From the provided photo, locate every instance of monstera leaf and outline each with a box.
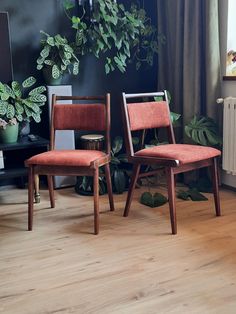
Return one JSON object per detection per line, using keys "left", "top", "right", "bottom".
{"left": 185, "top": 116, "right": 222, "bottom": 147}
{"left": 177, "top": 188, "right": 208, "bottom": 201}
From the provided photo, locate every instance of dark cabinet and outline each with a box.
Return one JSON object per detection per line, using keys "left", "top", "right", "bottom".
{"left": 0, "top": 136, "right": 49, "bottom": 185}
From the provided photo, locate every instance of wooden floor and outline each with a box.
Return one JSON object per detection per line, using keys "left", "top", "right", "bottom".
{"left": 1, "top": 185, "right": 236, "bottom": 314}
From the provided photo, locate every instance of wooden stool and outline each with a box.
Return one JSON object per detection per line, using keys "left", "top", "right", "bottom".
{"left": 75, "top": 134, "right": 105, "bottom": 196}
{"left": 80, "top": 134, "right": 104, "bottom": 151}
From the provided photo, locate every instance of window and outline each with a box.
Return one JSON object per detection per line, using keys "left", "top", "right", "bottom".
{"left": 226, "top": 0, "right": 236, "bottom": 76}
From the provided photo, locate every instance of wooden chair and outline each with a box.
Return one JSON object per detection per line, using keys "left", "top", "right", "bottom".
{"left": 25, "top": 94, "right": 114, "bottom": 234}
{"left": 122, "top": 91, "right": 221, "bottom": 234}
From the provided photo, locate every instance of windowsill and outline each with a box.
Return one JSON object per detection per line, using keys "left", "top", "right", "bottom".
{"left": 223, "top": 76, "right": 236, "bottom": 81}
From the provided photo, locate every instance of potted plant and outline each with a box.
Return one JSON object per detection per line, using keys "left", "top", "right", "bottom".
{"left": 0, "top": 117, "right": 19, "bottom": 144}
{"left": 36, "top": 31, "right": 80, "bottom": 85}
{"left": 0, "top": 76, "right": 47, "bottom": 144}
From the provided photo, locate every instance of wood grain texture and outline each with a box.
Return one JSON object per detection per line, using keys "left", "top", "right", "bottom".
{"left": 1, "top": 186, "right": 236, "bottom": 313}
{"left": 27, "top": 93, "right": 113, "bottom": 235}
{"left": 121, "top": 91, "right": 221, "bottom": 236}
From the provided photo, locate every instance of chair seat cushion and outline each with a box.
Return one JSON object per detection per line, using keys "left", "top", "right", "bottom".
{"left": 135, "top": 144, "right": 221, "bottom": 165}
{"left": 26, "top": 150, "right": 106, "bottom": 167}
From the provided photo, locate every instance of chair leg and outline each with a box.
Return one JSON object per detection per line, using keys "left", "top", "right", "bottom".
{"left": 34, "top": 174, "right": 40, "bottom": 203}
{"left": 93, "top": 168, "right": 100, "bottom": 235}
{"left": 28, "top": 166, "right": 34, "bottom": 231}
{"left": 123, "top": 164, "right": 140, "bottom": 217}
{"left": 166, "top": 167, "right": 177, "bottom": 235}
{"left": 47, "top": 175, "right": 55, "bottom": 208}
{"left": 211, "top": 158, "right": 221, "bottom": 216}
{"left": 104, "top": 164, "right": 115, "bottom": 211}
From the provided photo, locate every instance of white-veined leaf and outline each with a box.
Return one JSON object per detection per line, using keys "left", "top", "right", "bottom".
{"left": 32, "top": 112, "right": 41, "bottom": 123}
{"left": 15, "top": 102, "right": 24, "bottom": 114}
{"left": 73, "top": 62, "right": 79, "bottom": 75}
{"left": 11, "top": 81, "right": 22, "bottom": 98}
{"left": 0, "top": 101, "right": 7, "bottom": 115}
{"left": 29, "top": 94, "right": 47, "bottom": 102}
{"left": 52, "top": 64, "right": 60, "bottom": 79}
{"left": 29, "top": 86, "right": 46, "bottom": 96}
{"left": 4, "top": 84, "right": 15, "bottom": 99}
{"left": 22, "top": 76, "right": 36, "bottom": 88}
{"left": 6, "top": 104, "right": 15, "bottom": 118}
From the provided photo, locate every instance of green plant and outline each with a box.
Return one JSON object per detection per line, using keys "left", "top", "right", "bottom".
{"left": 177, "top": 188, "right": 208, "bottom": 201}
{"left": 175, "top": 115, "right": 222, "bottom": 201}
{"left": 74, "top": 136, "right": 135, "bottom": 195}
{"left": 63, "top": 0, "right": 164, "bottom": 74}
{"left": 0, "top": 76, "right": 46, "bottom": 126}
{"left": 75, "top": 174, "right": 106, "bottom": 196}
{"left": 140, "top": 191, "right": 168, "bottom": 208}
{"left": 36, "top": 31, "right": 79, "bottom": 80}
{"left": 185, "top": 116, "right": 222, "bottom": 147}
{"left": 110, "top": 136, "right": 129, "bottom": 194}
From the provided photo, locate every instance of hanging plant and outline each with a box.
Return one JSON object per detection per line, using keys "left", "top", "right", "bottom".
{"left": 36, "top": 31, "right": 79, "bottom": 83}
{"left": 63, "top": 0, "right": 165, "bottom": 74}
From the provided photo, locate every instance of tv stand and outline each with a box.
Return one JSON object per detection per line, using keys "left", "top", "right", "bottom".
{"left": 0, "top": 136, "right": 49, "bottom": 202}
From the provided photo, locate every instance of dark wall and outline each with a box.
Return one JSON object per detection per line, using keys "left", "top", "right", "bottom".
{"left": 0, "top": 12, "right": 13, "bottom": 83}
{"left": 0, "top": 0, "right": 157, "bottom": 138}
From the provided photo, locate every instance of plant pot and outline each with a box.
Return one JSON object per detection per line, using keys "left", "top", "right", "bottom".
{"left": 42, "top": 66, "right": 63, "bottom": 86}
{"left": 0, "top": 123, "right": 19, "bottom": 144}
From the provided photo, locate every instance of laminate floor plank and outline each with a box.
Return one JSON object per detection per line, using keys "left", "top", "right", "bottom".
{"left": 0, "top": 186, "right": 236, "bottom": 313}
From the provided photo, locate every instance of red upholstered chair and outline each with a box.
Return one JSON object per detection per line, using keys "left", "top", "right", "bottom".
{"left": 25, "top": 94, "right": 114, "bottom": 234}
{"left": 122, "top": 91, "right": 221, "bottom": 234}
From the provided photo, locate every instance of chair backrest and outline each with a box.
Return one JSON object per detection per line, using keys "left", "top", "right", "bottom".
{"left": 50, "top": 94, "right": 111, "bottom": 154}
{"left": 122, "top": 91, "right": 175, "bottom": 157}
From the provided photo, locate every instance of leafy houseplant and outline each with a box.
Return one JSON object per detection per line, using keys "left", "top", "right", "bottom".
{"left": 110, "top": 136, "right": 130, "bottom": 194}
{"left": 185, "top": 116, "right": 222, "bottom": 147}
{"left": 179, "top": 115, "right": 223, "bottom": 200}
{"left": 74, "top": 136, "right": 129, "bottom": 196}
{"left": 63, "top": 0, "right": 164, "bottom": 74}
{"left": 36, "top": 31, "right": 79, "bottom": 85}
{"left": 75, "top": 173, "right": 107, "bottom": 196}
{"left": 0, "top": 76, "right": 47, "bottom": 143}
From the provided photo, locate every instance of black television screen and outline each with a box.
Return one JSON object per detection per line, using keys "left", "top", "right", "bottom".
{"left": 0, "top": 12, "right": 13, "bottom": 83}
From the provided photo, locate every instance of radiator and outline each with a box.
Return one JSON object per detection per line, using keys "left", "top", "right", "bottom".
{"left": 222, "top": 97, "right": 236, "bottom": 175}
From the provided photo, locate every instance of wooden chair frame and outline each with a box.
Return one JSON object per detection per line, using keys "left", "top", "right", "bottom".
{"left": 27, "top": 94, "right": 114, "bottom": 235}
{"left": 122, "top": 91, "right": 221, "bottom": 234}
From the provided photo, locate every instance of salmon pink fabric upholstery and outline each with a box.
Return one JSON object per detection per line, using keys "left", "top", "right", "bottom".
{"left": 127, "top": 101, "right": 170, "bottom": 131}
{"left": 53, "top": 104, "right": 106, "bottom": 131}
{"left": 135, "top": 144, "right": 221, "bottom": 165}
{"left": 26, "top": 150, "right": 106, "bottom": 167}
